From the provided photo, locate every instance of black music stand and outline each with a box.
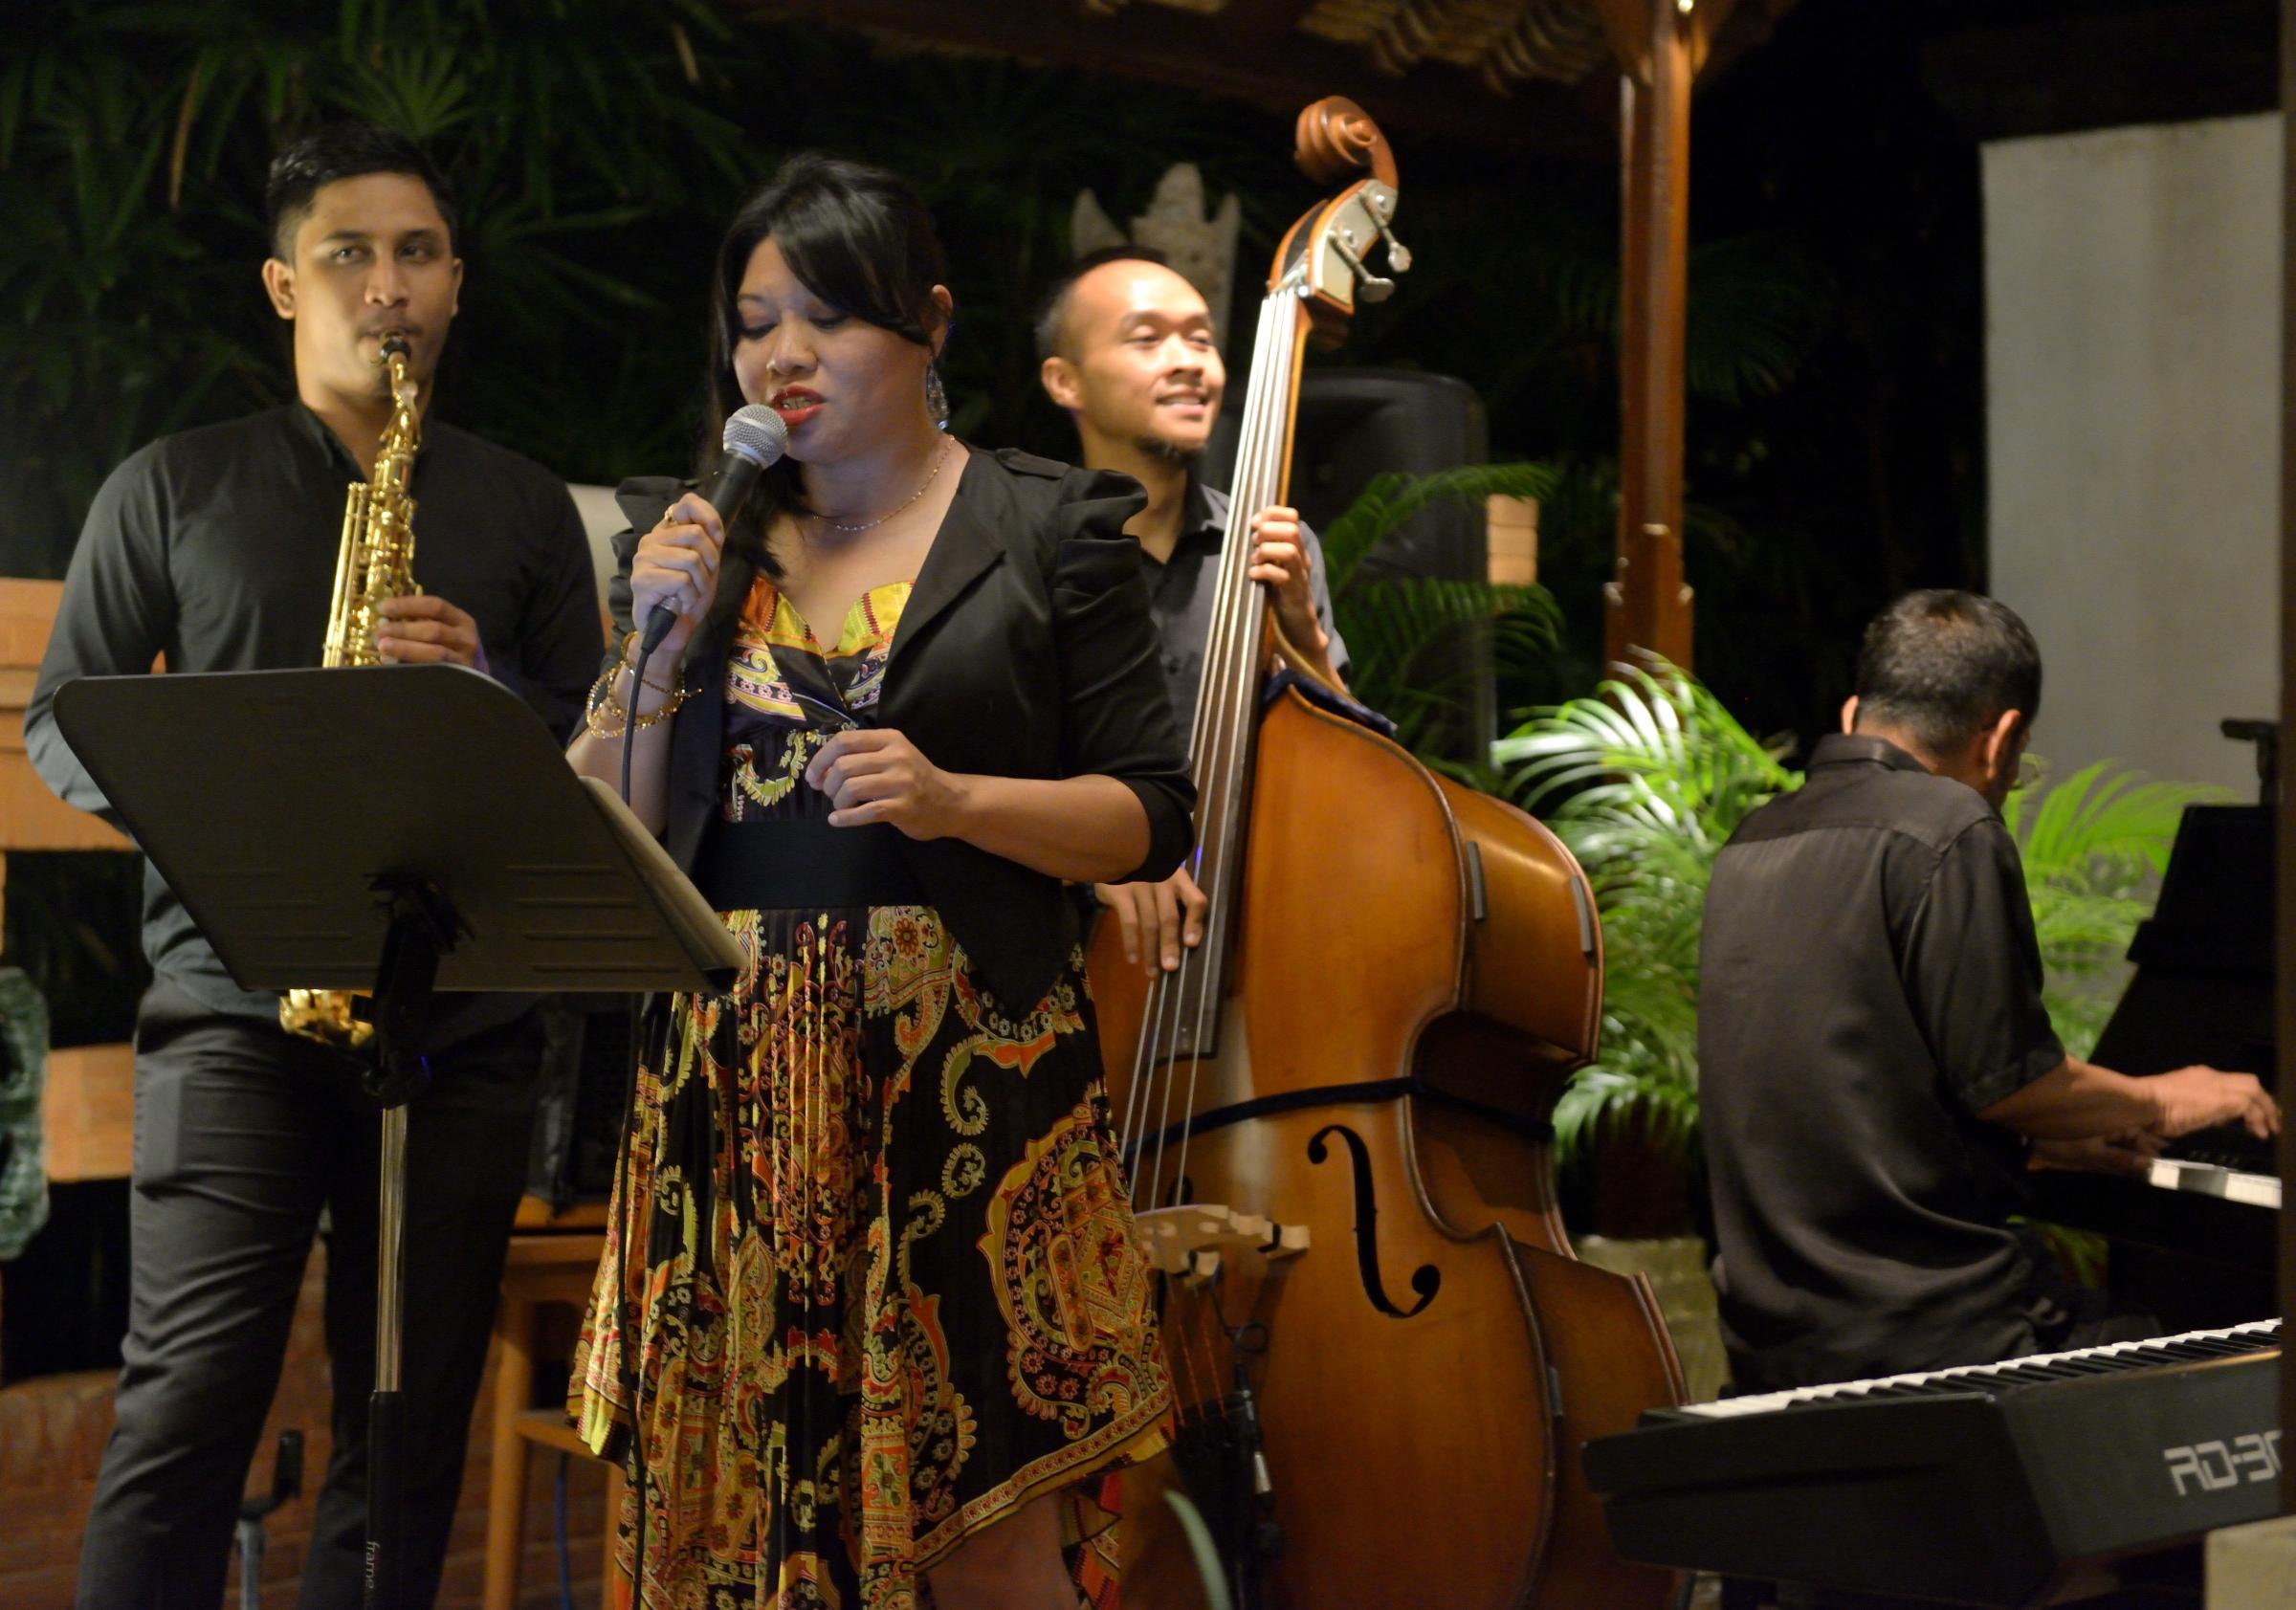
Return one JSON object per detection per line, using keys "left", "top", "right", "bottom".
{"left": 51, "top": 664, "right": 739, "bottom": 1610}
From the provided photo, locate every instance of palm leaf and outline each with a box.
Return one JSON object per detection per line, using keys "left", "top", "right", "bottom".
{"left": 2005, "top": 758, "right": 2221, "bottom": 884}
{"left": 1499, "top": 658, "right": 1795, "bottom": 835}
{"left": 1322, "top": 461, "right": 1557, "bottom": 594}
{"left": 1312, "top": 462, "right": 1566, "bottom": 775}
{"left": 1498, "top": 660, "right": 1793, "bottom": 1174}
{"left": 2003, "top": 758, "right": 2226, "bottom": 1058}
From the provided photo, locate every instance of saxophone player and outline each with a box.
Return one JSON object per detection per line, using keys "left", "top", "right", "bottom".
{"left": 26, "top": 123, "right": 603, "bottom": 1610}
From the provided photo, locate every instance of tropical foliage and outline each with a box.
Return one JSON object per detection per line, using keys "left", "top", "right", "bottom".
{"left": 0, "top": 0, "right": 756, "bottom": 575}
{"left": 1496, "top": 661, "right": 2216, "bottom": 1173}
{"left": 1496, "top": 661, "right": 1796, "bottom": 1164}
{"left": 2002, "top": 761, "right": 2226, "bottom": 1058}
{"left": 1317, "top": 461, "right": 1563, "bottom": 780}
{"left": 0, "top": 2, "right": 1981, "bottom": 1070}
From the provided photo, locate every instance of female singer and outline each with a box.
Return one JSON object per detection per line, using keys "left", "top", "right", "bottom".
{"left": 564, "top": 155, "right": 1188, "bottom": 1609}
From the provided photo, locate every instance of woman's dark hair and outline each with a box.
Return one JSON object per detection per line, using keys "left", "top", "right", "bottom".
{"left": 1852, "top": 588, "right": 2042, "bottom": 755}
{"left": 701, "top": 154, "right": 950, "bottom": 568}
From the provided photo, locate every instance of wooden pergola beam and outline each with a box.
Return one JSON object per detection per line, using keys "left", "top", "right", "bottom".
{"left": 1215, "top": 0, "right": 1328, "bottom": 52}
{"left": 1596, "top": 0, "right": 1713, "bottom": 672}
{"left": 737, "top": 0, "right": 1615, "bottom": 154}
{"left": 1592, "top": 0, "right": 1794, "bottom": 673}
{"left": 737, "top": 0, "right": 1802, "bottom": 681}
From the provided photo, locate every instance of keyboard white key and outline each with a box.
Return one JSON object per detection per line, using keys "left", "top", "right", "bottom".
{"left": 1673, "top": 1317, "right": 2281, "bottom": 1420}
{"left": 2147, "top": 1158, "right": 2282, "bottom": 1209}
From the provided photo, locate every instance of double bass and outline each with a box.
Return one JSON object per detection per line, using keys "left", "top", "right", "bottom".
{"left": 1091, "top": 99, "right": 1686, "bottom": 1609}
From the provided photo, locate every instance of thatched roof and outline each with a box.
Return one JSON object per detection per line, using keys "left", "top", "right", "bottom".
{"left": 738, "top": 0, "right": 1803, "bottom": 151}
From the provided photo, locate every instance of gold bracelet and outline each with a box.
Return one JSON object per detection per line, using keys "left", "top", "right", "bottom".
{"left": 584, "top": 661, "right": 692, "bottom": 739}
{"left": 613, "top": 629, "right": 679, "bottom": 695}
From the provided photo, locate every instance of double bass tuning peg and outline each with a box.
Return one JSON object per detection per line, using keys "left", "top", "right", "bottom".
{"left": 1359, "top": 184, "right": 1412, "bottom": 274}
{"left": 1373, "top": 216, "right": 1412, "bottom": 275}
{"left": 1331, "top": 181, "right": 1410, "bottom": 302}
{"left": 1332, "top": 232, "right": 1397, "bottom": 302}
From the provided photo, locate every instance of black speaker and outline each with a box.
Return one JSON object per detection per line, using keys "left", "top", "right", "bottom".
{"left": 1199, "top": 367, "right": 1495, "bottom": 749}
{"left": 1202, "top": 367, "right": 1490, "bottom": 578}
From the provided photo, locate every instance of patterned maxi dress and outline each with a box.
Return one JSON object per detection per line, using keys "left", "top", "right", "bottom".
{"left": 572, "top": 574, "right": 1173, "bottom": 1609}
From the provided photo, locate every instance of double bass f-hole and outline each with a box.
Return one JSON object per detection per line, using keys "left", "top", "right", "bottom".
{"left": 1306, "top": 1123, "right": 1441, "bottom": 1318}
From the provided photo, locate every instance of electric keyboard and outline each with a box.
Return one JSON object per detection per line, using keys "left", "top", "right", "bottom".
{"left": 1583, "top": 1320, "right": 2284, "bottom": 1607}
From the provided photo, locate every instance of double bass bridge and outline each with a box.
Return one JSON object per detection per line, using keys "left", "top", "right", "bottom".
{"left": 1134, "top": 1202, "right": 1311, "bottom": 1283}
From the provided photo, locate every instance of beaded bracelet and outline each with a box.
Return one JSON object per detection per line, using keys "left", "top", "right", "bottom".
{"left": 583, "top": 658, "right": 692, "bottom": 739}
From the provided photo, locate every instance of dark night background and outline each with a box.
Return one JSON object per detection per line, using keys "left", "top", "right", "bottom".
{"left": 13, "top": 0, "right": 2270, "bottom": 743}
{"left": 0, "top": 0, "right": 2272, "bottom": 1041}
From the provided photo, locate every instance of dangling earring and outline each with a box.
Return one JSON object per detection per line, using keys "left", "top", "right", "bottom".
{"left": 925, "top": 362, "right": 950, "bottom": 431}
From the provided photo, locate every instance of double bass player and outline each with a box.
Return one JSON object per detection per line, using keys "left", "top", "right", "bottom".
{"left": 1035, "top": 246, "right": 1352, "bottom": 975}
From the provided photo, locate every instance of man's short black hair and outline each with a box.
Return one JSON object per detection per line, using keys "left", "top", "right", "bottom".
{"left": 1032, "top": 244, "right": 1171, "bottom": 364}
{"left": 264, "top": 123, "right": 457, "bottom": 262}
{"left": 1853, "top": 588, "right": 2042, "bottom": 755}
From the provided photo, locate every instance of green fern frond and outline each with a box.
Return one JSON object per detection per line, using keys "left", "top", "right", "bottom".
{"left": 1320, "top": 461, "right": 1558, "bottom": 593}
{"left": 2005, "top": 759, "right": 2225, "bottom": 885}
{"left": 2003, "top": 758, "right": 2225, "bottom": 1058}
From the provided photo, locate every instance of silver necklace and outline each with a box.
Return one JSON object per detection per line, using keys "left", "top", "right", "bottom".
{"left": 818, "top": 437, "right": 954, "bottom": 535}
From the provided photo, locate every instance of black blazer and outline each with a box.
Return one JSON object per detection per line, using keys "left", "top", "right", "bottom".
{"left": 607, "top": 445, "right": 1195, "bottom": 1011}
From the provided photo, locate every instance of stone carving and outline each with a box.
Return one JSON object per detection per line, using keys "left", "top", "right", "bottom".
{"left": 1071, "top": 163, "right": 1242, "bottom": 349}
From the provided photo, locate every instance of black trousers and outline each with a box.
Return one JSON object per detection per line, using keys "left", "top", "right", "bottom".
{"left": 76, "top": 977, "right": 542, "bottom": 1610}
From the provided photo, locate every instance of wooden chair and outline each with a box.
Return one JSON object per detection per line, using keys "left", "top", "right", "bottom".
{"left": 481, "top": 1203, "right": 622, "bottom": 1610}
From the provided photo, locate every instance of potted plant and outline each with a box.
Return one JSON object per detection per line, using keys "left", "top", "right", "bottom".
{"left": 1314, "top": 460, "right": 1563, "bottom": 783}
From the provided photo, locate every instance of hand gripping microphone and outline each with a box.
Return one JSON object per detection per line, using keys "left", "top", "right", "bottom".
{"left": 619, "top": 404, "right": 787, "bottom": 807}
{"left": 637, "top": 404, "right": 790, "bottom": 654}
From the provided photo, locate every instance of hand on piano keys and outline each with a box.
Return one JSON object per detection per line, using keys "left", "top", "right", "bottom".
{"left": 2027, "top": 1130, "right": 2163, "bottom": 1178}
{"left": 2139, "top": 1062, "right": 2280, "bottom": 1143}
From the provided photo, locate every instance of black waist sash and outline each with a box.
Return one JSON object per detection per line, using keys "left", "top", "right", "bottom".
{"left": 692, "top": 817, "right": 926, "bottom": 912}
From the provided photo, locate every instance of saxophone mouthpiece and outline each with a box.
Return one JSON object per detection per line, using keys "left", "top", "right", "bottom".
{"left": 377, "top": 333, "right": 417, "bottom": 409}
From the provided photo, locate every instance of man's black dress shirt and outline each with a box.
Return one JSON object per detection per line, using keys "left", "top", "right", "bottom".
{"left": 1142, "top": 480, "right": 1350, "bottom": 725}
{"left": 26, "top": 402, "right": 603, "bottom": 1046}
{"left": 1699, "top": 733, "right": 2069, "bottom": 1391}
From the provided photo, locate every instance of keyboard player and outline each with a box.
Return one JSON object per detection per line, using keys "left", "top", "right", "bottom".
{"left": 1699, "top": 589, "right": 2279, "bottom": 1420}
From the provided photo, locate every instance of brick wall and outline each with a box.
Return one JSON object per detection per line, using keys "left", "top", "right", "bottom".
{"left": 0, "top": 1243, "right": 615, "bottom": 1610}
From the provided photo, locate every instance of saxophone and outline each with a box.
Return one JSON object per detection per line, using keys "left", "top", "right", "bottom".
{"left": 278, "top": 334, "right": 423, "bottom": 1048}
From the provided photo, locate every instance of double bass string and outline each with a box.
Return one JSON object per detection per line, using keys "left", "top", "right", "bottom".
{"left": 1135, "top": 287, "right": 1280, "bottom": 1207}
{"left": 1164, "top": 287, "right": 1300, "bottom": 1212}
{"left": 1123, "top": 285, "right": 1288, "bottom": 1203}
{"left": 1113, "top": 273, "right": 1303, "bottom": 1457}
{"left": 1133, "top": 284, "right": 1292, "bottom": 1435}
{"left": 1162, "top": 284, "right": 1299, "bottom": 1432}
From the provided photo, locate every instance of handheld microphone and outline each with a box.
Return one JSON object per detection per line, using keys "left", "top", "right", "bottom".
{"left": 637, "top": 404, "right": 789, "bottom": 654}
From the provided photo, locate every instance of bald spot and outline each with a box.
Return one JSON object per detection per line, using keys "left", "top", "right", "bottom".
{"left": 1053, "top": 258, "right": 1211, "bottom": 359}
